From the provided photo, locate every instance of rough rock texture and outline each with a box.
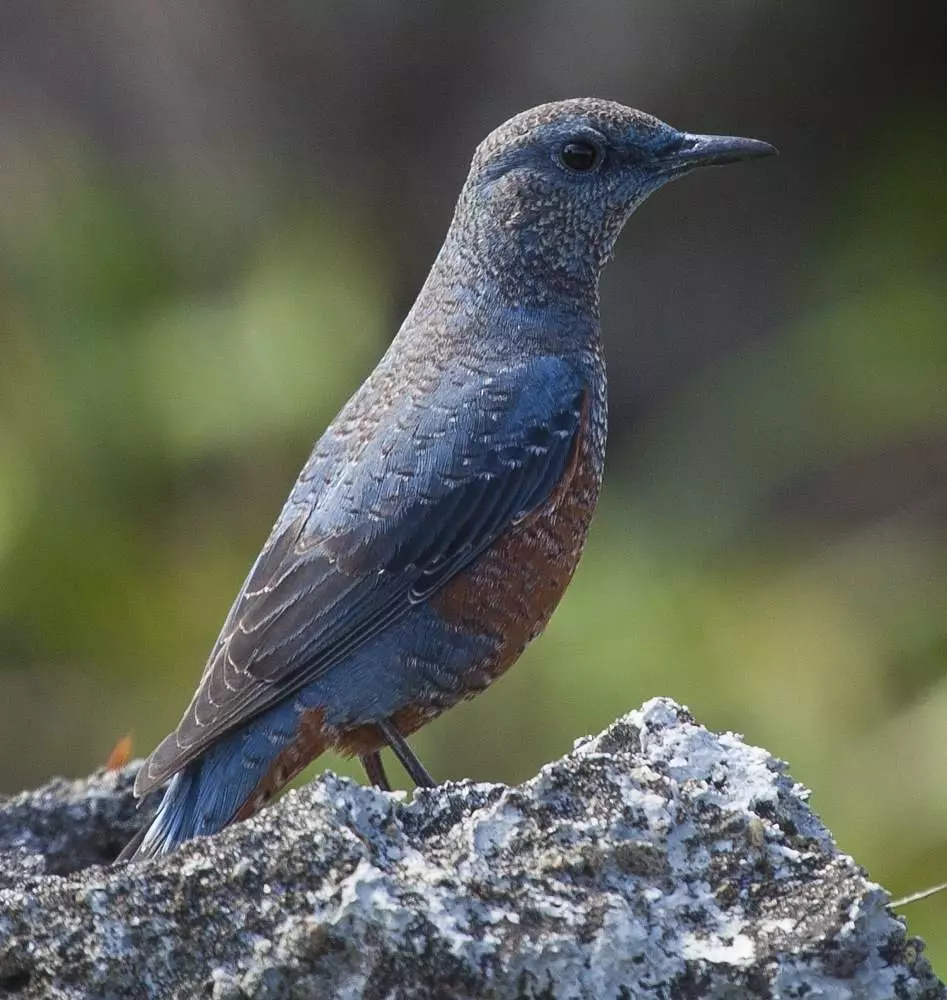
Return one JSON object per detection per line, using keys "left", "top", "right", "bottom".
{"left": 0, "top": 699, "right": 942, "bottom": 1000}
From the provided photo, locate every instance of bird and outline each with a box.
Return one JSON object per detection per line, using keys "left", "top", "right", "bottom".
{"left": 119, "top": 98, "right": 775, "bottom": 860}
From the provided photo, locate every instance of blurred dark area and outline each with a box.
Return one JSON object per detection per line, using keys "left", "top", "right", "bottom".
{"left": 0, "top": 0, "right": 944, "bottom": 968}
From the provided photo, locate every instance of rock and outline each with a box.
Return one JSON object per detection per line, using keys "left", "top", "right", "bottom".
{"left": 0, "top": 698, "right": 942, "bottom": 999}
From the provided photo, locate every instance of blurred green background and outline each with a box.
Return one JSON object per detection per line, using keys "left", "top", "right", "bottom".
{"left": 1, "top": 0, "right": 944, "bottom": 972}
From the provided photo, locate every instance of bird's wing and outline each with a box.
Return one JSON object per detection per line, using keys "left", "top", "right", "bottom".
{"left": 137, "top": 355, "right": 586, "bottom": 795}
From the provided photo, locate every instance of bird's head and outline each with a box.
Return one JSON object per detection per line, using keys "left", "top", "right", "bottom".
{"left": 453, "top": 98, "right": 775, "bottom": 303}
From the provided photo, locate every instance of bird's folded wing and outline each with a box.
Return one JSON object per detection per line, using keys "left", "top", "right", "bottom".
{"left": 136, "top": 355, "right": 586, "bottom": 794}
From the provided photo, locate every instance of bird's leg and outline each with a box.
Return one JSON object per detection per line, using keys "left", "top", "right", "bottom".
{"left": 359, "top": 750, "right": 392, "bottom": 792}
{"left": 377, "top": 719, "right": 437, "bottom": 788}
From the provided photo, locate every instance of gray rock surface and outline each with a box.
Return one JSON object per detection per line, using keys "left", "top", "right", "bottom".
{"left": 0, "top": 698, "right": 942, "bottom": 999}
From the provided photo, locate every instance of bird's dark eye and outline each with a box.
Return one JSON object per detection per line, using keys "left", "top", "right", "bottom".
{"left": 559, "top": 140, "right": 601, "bottom": 173}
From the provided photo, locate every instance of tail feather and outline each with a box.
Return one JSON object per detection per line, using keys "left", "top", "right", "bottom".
{"left": 118, "top": 697, "right": 327, "bottom": 862}
{"left": 115, "top": 817, "right": 150, "bottom": 863}
{"left": 118, "top": 770, "right": 206, "bottom": 861}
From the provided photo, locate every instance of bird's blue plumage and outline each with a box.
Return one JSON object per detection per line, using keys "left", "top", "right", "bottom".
{"left": 121, "top": 98, "right": 774, "bottom": 861}
{"left": 136, "top": 356, "right": 586, "bottom": 797}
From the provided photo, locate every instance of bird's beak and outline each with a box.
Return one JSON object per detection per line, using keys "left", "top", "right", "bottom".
{"left": 657, "top": 132, "right": 777, "bottom": 174}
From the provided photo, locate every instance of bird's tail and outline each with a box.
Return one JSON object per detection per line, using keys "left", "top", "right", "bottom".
{"left": 117, "top": 699, "right": 329, "bottom": 862}
{"left": 117, "top": 770, "right": 205, "bottom": 861}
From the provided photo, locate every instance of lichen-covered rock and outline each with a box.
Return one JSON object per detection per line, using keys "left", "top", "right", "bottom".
{"left": 0, "top": 699, "right": 942, "bottom": 999}
{"left": 0, "top": 768, "right": 148, "bottom": 881}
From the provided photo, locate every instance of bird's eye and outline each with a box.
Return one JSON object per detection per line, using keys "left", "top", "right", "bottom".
{"left": 559, "top": 140, "right": 601, "bottom": 173}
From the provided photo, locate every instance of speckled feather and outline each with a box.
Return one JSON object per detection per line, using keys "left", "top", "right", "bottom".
{"left": 122, "top": 98, "right": 773, "bottom": 859}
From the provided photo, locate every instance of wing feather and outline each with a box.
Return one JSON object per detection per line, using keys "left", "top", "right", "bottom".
{"left": 137, "top": 355, "right": 586, "bottom": 794}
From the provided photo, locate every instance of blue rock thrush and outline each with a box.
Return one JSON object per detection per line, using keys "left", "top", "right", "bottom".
{"left": 120, "top": 99, "right": 774, "bottom": 860}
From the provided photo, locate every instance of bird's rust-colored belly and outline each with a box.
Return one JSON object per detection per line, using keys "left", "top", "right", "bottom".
{"left": 430, "top": 415, "right": 602, "bottom": 687}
